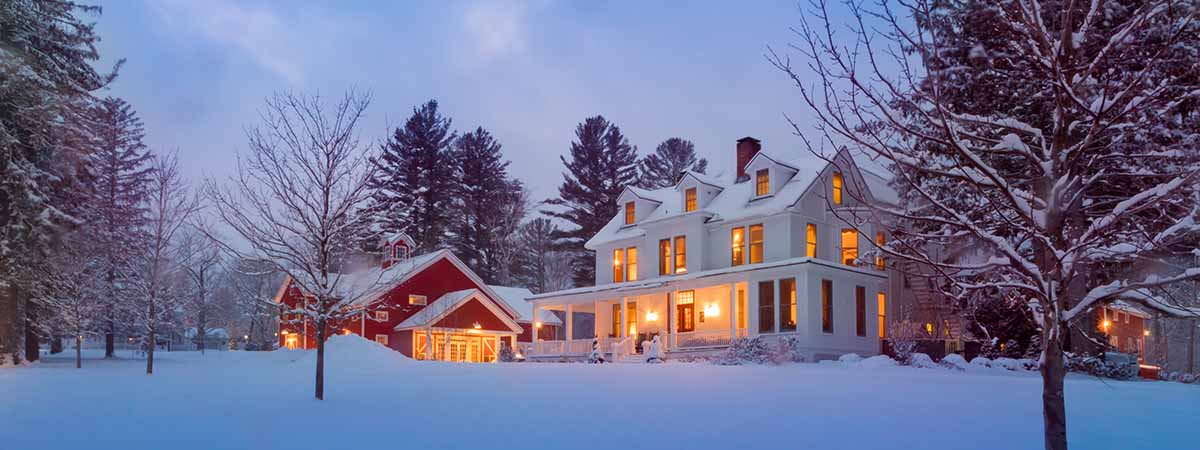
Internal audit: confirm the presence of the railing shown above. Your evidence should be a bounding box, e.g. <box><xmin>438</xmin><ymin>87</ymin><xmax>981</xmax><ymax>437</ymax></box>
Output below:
<box><xmin>567</xmin><ymin>338</ymin><xmax>593</xmax><ymax>355</ymax></box>
<box><xmin>674</xmin><ymin>329</ymin><xmax>745</xmax><ymax>350</ymax></box>
<box><xmin>533</xmin><ymin>340</ymin><xmax>564</xmax><ymax>355</ymax></box>
<box><xmin>515</xmin><ymin>342</ymin><xmax>533</xmax><ymax>358</ymax></box>
<box><xmin>611</xmin><ymin>335</ymin><xmax>634</xmax><ymax>360</ymax></box>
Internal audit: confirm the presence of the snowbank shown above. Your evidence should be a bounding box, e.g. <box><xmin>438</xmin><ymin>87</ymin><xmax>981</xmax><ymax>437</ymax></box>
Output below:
<box><xmin>296</xmin><ymin>335</ymin><xmax>412</xmax><ymax>369</ymax></box>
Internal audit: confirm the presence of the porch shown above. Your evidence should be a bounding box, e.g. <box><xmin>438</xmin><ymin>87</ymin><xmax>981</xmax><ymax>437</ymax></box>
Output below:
<box><xmin>524</xmin><ymin>282</ymin><xmax>751</xmax><ymax>360</ymax></box>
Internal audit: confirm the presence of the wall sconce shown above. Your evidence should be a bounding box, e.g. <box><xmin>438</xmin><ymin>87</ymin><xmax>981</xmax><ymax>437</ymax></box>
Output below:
<box><xmin>281</xmin><ymin>330</ymin><xmax>289</xmax><ymax>336</ymax></box>
<box><xmin>1144</xmin><ymin>329</ymin><xmax>1150</xmax><ymax>336</ymax></box>
<box><xmin>473</xmin><ymin>322</ymin><xmax>482</xmax><ymax>329</ymax></box>
<box><xmin>704</xmin><ymin>304</ymin><xmax>720</xmax><ymax>317</ymax></box>
<box><xmin>646</xmin><ymin>311</ymin><xmax>659</xmax><ymax>322</ymax></box>
<box><xmin>1102</xmin><ymin>320</ymin><xmax>1111</xmax><ymax>330</ymax></box>
<box><xmin>535</xmin><ymin>321</ymin><xmax>543</xmax><ymax>329</ymax></box>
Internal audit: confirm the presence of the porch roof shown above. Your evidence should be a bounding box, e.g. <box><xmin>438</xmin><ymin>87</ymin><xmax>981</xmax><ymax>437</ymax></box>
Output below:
<box><xmin>395</xmin><ymin>289</ymin><xmax>523</xmax><ymax>333</ymax></box>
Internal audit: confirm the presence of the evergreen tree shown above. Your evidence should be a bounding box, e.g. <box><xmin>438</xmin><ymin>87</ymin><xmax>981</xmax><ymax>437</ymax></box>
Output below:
<box><xmin>362</xmin><ymin>100</ymin><xmax>456</xmax><ymax>254</ymax></box>
<box><xmin>450</xmin><ymin>127</ymin><xmax>524</xmax><ymax>283</ymax></box>
<box><xmin>83</xmin><ymin>96</ymin><xmax>153</xmax><ymax>357</ymax></box>
<box><xmin>637</xmin><ymin>137</ymin><xmax>707</xmax><ymax>188</ymax></box>
<box><xmin>516</xmin><ymin>217</ymin><xmax>560</xmax><ymax>293</ymax></box>
<box><xmin>544</xmin><ymin>116</ymin><xmax>638</xmax><ymax>286</ymax></box>
<box><xmin>0</xmin><ymin>0</ymin><xmax>113</xmax><ymax>363</ymax></box>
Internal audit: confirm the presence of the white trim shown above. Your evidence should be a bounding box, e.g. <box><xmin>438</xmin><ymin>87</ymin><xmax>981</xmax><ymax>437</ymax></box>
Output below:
<box><xmin>375</xmin><ymin>334</ymin><xmax>389</xmax><ymax>345</ymax></box>
<box><xmin>394</xmin><ymin>289</ymin><xmax>524</xmax><ymax>333</ymax></box>
<box><xmin>272</xmin><ymin>276</ymin><xmax>292</xmax><ymax>304</ymax></box>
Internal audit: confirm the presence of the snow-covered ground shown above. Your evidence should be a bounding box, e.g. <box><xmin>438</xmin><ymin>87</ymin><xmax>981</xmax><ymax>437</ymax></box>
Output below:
<box><xmin>1</xmin><ymin>337</ymin><xmax>1195</xmax><ymax>450</ymax></box>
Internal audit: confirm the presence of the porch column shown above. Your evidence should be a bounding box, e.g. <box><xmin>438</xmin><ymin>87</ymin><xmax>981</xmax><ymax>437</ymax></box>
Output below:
<box><xmin>773</xmin><ymin>279</ymin><xmax>781</xmax><ymax>333</ymax></box>
<box><xmin>566</xmin><ymin>304</ymin><xmax>574</xmax><ymax>341</ymax></box>
<box><xmin>425</xmin><ymin>327</ymin><xmax>433</xmax><ymax>360</ymax></box>
<box><xmin>729</xmin><ymin>283</ymin><xmax>737</xmax><ymax>339</ymax></box>
<box><xmin>668</xmin><ymin>291</ymin><xmax>677</xmax><ymax>349</ymax></box>
<box><xmin>532</xmin><ymin>304</ymin><xmax>541</xmax><ymax>345</ymax></box>
<box><xmin>620</xmin><ymin>297</ymin><xmax>628</xmax><ymax>338</ymax></box>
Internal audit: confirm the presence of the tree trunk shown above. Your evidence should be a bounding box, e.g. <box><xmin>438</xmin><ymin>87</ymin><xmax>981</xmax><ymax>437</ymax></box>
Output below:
<box><xmin>104</xmin><ymin>322</ymin><xmax>115</xmax><ymax>358</ymax></box>
<box><xmin>50</xmin><ymin>336</ymin><xmax>63</xmax><ymax>354</ymax></box>
<box><xmin>24</xmin><ymin>305</ymin><xmax>39</xmax><ymax>362</ymax></box>
<box><xmin>1041</xmin><ymin>323</ymin><xmax>1068</xmax><ymax>450</ymax></box>
<box><xmin>75</xmin><ymin>335</ymin><xmax>82</xmax><ymax>369</ymax></box>
<box><xmin>1189</xmin><ymin>319</ymin><xmax>1196</xmax><ymax>374</ymax></box>
<box><xmin>315</xmin><ymin>319</ymin><xmax>326</xmax><ymax>400</ymax></box>
<box><xmin>146</xmin><ymin>330</ymin><xmax>155</xmax><ymax>375</ymax></box>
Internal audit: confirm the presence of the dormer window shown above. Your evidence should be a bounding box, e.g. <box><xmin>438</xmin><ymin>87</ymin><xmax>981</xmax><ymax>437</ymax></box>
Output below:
<box><xmin>392</xmin><ymin>244</ymin><xmax>409</xmax><ymax>261</ymax></box>
<box><xmin>755</xmin><ymin>169</ymin><xmax>770</xmax><ymax>196</ymax></box>
<box><xmin>624</xmin><ymin>202</ymin><xmax>635</xmax><ymax>225</ymax></box>
<box><xmin>832</xmin><ymin>172</ymin><xmax>844</xmax><ymax>205</ymax></box>
<box><xmin>684</xmin><ymin>188</ymin><xmax>697</xmax><ymax>212</ymax></box>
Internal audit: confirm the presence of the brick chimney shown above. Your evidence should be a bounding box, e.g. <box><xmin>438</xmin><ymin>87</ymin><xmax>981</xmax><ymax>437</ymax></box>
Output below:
<box><xmin>736</xmin><ymin>137</ymin><xmax>761</xmax><ymax>182</ymax></box>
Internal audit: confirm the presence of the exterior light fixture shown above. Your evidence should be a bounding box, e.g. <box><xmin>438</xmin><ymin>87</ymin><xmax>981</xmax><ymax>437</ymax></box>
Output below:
<box><xmin>704</xmin><ymin>304</ymin><xmax>720</xmax><ymax>317</ymax></box>
<box><xmin>535</xmin><ymin>321</ymin><xmax>542</xmax><ymax>329</ymax></box>
<box><xmin>473</xmin><ymin>322</ymin><xmax>482</xmax><ymax>329</ymax></box>
<box><xmin>342</xmin><ymin>329</ymin><xmax>351</xmax><ymax>335</ymax></box>
<box><xmin>1144</xmin><ymin>329</ymin><xmax>1150</xmax><ymax>336</ymax></box>
<box><xmin>646</xmin><ymin>311</ymin><xmax>659</xmax><ymax>322</ymax></box>
<box><xmin>1102</xmin><ymin>320</ymin><xmax>1111</xmax><ymax>329</ymax></box>
<box><xmin>281</xmin><ymin>330</ymin><xmax>289</xmax><ymax>336</ymax></box>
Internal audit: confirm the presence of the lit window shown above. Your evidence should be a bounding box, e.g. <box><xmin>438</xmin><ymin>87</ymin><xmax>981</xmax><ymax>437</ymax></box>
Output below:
<box><xmin>685</xmin><ymin>188</ymin><xmax>697</xmax><ymax>212</ymax></box>
<box><xmin>624</xmin><ymin>202</ymin><xmax>635</xmax><ymax>225</ymax></box>
<box><xmin>874</xmin><ymin>232</ymin><xmax>886</xmax><ymax>270</ymax></box>
<box><xmin>676</xmin><ymin>291</ymin><xmax>695</xmax><ymax>332</ymax></box>
<box><xmin>841</xmin><ymin>229</ymin><xmax>858</xmax><ymax>265</ymax></box>
<box><xmin>755</xmin><ymin>169</ymin><xmax>770</xmax><ymax>196</ymax></box>
<box><xmin>408</xmin><ymin>294</ymin><xmax>427</xmax><ymax>305</ymax></box>
<box><xmin>749</xmin><ymin>224</ymin><xmax>764</xmax><ymax>264</ymax></box>
<box><xmin>658</xmin><ymin>239</ymin><xmax>671</xmax><ymax>275</ymax></box>
<box><xmin>943</xmin><ymin>319</ymin><xmax>951</xmax><ymax>338</ymax></box>
<box><xmin>731</xmin><ymin>227</ymin><xmax>745</xmax><ymax>266</ymax></box>
<box><xmin>856</xmin><ymin>286</ymin><xmax>866</xmax><ymax>337</ymax></box>
<box><xmin>806</xmin><ymin>223</ymin><xmax>817</xmax><ymax>258</ymax></box>
<box><xmin>374</xmin><ymin>311</ymin><xmax>389</xmax><ymax>321</ymax></box>
<box><xmin>374</xmin><ymin>334</ymin><xmax>389</xmax><ymax>346</ymax></box>
<box><xmin>673</xmin><ymin>236</ymin><xmax>687</xmax><ymax>273</ymax></box>
<box><xmin>626</xmin><ymin>301</ymin><xmax>638</xmax><ymax>336</ymax></box>
<box><xmin>736</xmin><ymin>289</ymin><xmax>747</xmax><ymax>330</ymax></box>
<box><xmin>611</xmin><ymin>304</ymin><xmax>621</xmax><ymax>337</ymax></box>
<box><xmin>925</xmin><ymin>322</ymin><xmax>934</xmax><ymax>336</ymax></box>
<box><xmin>626</xmin><ymin>247</ymin><xmax>638</xmax><ymax>281</ymax></box>
<box><xmin>877</xmin><ymin>293</ymin><xmax>886</xmax><ymax>339</ymax></box>
<box><xmin>821</xmin><ymin>280</ymin><xmax>833</xmax><ymax>333</ymax></box>
<box><xmin>832</xmin><ymin>172</ymin><xmax>844</xmax><ymax>205</ymax></box>
<box><xmin>613</xmin><ymin>248</ymin><xmax>625</xmax><ymax>283</ymax></box>
<box><xmin>780</xmin><ymin>278</ymin><xmax>796</xmax><ymax>332</ymax></box>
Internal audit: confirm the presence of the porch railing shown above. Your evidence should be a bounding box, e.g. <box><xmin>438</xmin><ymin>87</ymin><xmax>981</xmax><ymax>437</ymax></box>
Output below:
<box><xmin>567</xmin><ymin>338</ymin><xmax>592</xmax><ymax>355</ymax></box>
<box><xmin>533</xmin><ymin>340</ymin><xmax>564</xmax><ymax>355</ymax></box>
<box><xmin>673</xmin><ymin>329</ymin><xmax>747</xmax><ymax>350</ymax></box>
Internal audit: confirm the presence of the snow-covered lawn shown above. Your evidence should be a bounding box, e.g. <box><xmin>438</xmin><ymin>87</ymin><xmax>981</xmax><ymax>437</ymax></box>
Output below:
<box><xmin>1</xmin><ymin>337</ymin><xmax>1195</xmax><ymax>450</ymax></box>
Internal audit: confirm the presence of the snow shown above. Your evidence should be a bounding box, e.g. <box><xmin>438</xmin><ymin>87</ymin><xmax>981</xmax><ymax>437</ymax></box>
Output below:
<box><xmin>2</xmin><ymin>337</ymin><xmax>1198</xmax><ymax>450</ymax></box>
<box><xmin>488</xmin><ymin>285</ymin><xmax>563</xmax><ymax>325</ymax></box>
<box><xmin>337</xmin><ymin>250</ymin><xmax>445</xmax><ymax>306</ymax></box>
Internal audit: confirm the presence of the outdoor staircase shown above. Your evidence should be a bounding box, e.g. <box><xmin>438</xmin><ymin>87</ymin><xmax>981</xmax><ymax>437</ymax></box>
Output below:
<box><xmin>899</xmin><ymin>259</ymin><xmax>964</xmax><ymax>340</ymax></box>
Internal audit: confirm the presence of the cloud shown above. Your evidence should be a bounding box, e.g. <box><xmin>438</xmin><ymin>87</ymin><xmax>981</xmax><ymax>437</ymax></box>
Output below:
<box><xmin>147</xmin><ymin>0</ymin><xmax>311</xmax><ymax>84</ymax></box>
<box><xmin>460</xmin><ymin>0</ymin><xmax>530</xmax><ymax>63</ymax></box>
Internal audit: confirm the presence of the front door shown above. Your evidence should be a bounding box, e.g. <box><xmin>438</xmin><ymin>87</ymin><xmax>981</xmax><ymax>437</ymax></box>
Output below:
<box><xmin>677</xmin><ymin>303</ymin><xmax>695</xmax><ymax>332</ymax></box>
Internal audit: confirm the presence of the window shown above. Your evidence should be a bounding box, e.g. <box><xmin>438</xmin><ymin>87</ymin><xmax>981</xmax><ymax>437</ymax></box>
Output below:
<box><xmin>856</xmin><ymin>286</ymin><xmax>866</xmax><ymax>337</ymax></box>
<box><xmin>374</xmin><ymin>311</ymin><xmax>389</xmax><ymax>322</ymax></box>
<box><xmin>737</xmin><ymin>289</ymin><xmax>747</xmax><ymax>330</ymax></box>
<box><xmin>374</xmin><ymin>334</ymin><xmax>389</xmax><ymax>346</ymax></box>
<box><xmin>755</xmin><ymin>169</ymin><xmax>770</xmax><ymax>196</ymax></box>
<box><xmin>613</xmin><ymin>248</ymin><xmax>625</xmax><ymax>283</ymax></box>
<box><xmin>821</xmin><ymin>279</ymin><xmax>833</xmax><ymax>333</ymax></box>
<box><xmin>875</xmin><ymin>232</ymin><xmax>886</xmax><ymax>270</ymax></box>
<box><xmin>685</xmin><ymin>188</ymin><xmax>697</xmax><ymax>212</ymax></box>
<box><xmin>841</xmin><ymin>229</ymin><xmax>858</xmax><ymax>265</ymax></box>
<box><xmin>832</xmin><ymin>172</ymin><xmax>844</xmax><ymax>205</ymax></box>
<box><xmin>658</xmin><ymin>239</ymin><xmax>671</xmax><ymax>275</ymax></box>
<box><xmin>611</xmin><ymin>304</ymin><xmax>621</xmax><ymax>337</ymax></box>
<box><xmin>1109</xmin><ymin>335</ymin><xmax>1119</xmax><ymax>347</ymax></box>
<box><xmin>877</xmin><ymin>292</ymin><xmax>887</xmax><ymax>339</ymax></box>
<box><xmin>676</xmin><ymin>291</ymin><xmax>695</xmax><ymax>332</ymax></box>
<box><xmin>624</xmin><ymin>201</ymin><xmax>635</xmax><ymax>225</ymax></box>
<box><xmin>626</xmin><ymin>302</ymin><xmax>638</xmax><ymax>336</ymax></box>
<box><xmin>673</xmin><ymin>236</ymin><xmax>687</xmax><ymax>273</ymax></box>
<box><xmin>925</xmin><ymin>322</ymin><xmax>934</xmax><ymax>336</ymax></box>
<box><xmin>759</xmin><ymin>281</ymin><xmax>775</xmax><ymax>333</ymax></box>
<box><xmin>408</xmin><ymin>294</ymin><xmax>427</xmax><ymax>305</ymax></box>
<box><xmin>806</xmin><ymin>223</ymin><xmax>817</xmax><ymax>258</ymax></box>
<box><xmin>780</xmin><ymin>278</ymin><xmax>796</xmax><ymax>332</ymax></box>
<box><xmin>731</xmin><ymin>227</ymin><xmax>745</xmax><ymax>266</ymax></box>
<box><xmin>749</xmin><ymin>224</ymin><xmax>764</xmax><ymax>264</ymax></box>
<box><xmin>943</xmin><ymin>319</ymin><xmax>951</xmax><ymax>338</ymax></box>
<box><xmin>626</xmin><ymin>247</ymin><xmax>638</xmax><ymax>282</ymax></box>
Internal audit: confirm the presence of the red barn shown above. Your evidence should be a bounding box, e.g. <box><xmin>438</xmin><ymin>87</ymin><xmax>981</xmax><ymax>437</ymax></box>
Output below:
<box><xmin>274</xmin><ymin>234</ymin><xmax>561</xmax><ymax>362</ymax></box>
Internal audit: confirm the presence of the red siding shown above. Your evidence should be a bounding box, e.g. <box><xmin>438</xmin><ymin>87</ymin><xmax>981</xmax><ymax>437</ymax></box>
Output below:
<box><xmin>516</xmin><ymin>322</ymin><xmax>560</xmax><ymax>342</ymax></box>
<box><xmin>395</xmin><ymin>330</ymin><xmax>413</xmax><ymax>357</ymax></box>
<box><xmin>434</xmin><ymin>298</ymin><xmax>513</xmax><ymax>331</ymax></box>
<box><xmin>1098</xmin><ymin>307</ymin><xmax>1147</xmax><ymax>359</ymax></box>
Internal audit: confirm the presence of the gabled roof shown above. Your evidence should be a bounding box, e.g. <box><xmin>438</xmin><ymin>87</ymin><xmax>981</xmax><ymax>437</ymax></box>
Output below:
<box><xmin>393</xmin><ymin>289</ymin><xmax>523</xmax><ymax>333</ymax></box>
<box><xmin>675</xmin><ymin>170</ymin><xmax>725</xmax><ymax>190</ymax></box>
<box><xmin>619</xmin><ymin>186</ymin><xmax>669</xmax><ymax>204</ymax></box>
<box><xmin>743</xmin><ymin>150</ymin><xmax>800</xmax><ymax>172</ymax></box>
<box><xmin>382</xmin><ymin>232</ymin><xmax>416</xmax><ymax>248</ymax></box>
<box><xmin>487</xmin><ymin>285</ymin><xmax>563</xmax><ymax>325</ymax></box>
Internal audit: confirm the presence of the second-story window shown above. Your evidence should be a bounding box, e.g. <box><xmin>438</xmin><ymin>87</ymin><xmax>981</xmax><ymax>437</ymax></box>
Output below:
<box><xmin>755</xmin><ymin>169</ymin><xmax>770</xmax><ymax>196</ymax></box>
<box><xmin>613</xmin><ymin>248</ymin><xmax>625</xmax><ymax>283</ymax></box>
<box><xmin>841</xmin><ymin>229</ymin><xmax>858</xmax><ymax>265</ymax></box>
<box><xmin>374</xmin><ymin>311</ymin><xmax>389</xmax><ymax>321</ymax></box>
<box><xmin>685</xmin><ymin>188</ymin><xmax>697</xmax><ymax>212</ymax></box>
<box><xmin>673</xmin><ymin>236</ymin><xmax>687</xmax><ymax>273</ymax></box>
<box><xmin>874</xmin><ymin>232</ymin><xmax>886</xmax><ymax>270</ymax></box>
<box><xmin>626</xmin><ymin>247</ymin><xmax>638</xmax><ymax>281</ymax></box>
<box><xmin>731</xmin><ymin>227</ymin><xmax>745</xmax><ymax>266</ymax></box>
<box><xmin>409</xmin><ymin>294</ymin><xmax>427</xmax><ymax>305</ymax></box>
<box><xmin>749</xmin><ymin>224</ymin><xmax>764</xmax><ymax>264</ymax></box>
<box><xmin>624</xmin><ymin>202</ymin><xmax>635</xmax><ymax>225</ymax></box>
<box><xmin>806</xmin><ymin>223</ymin><xmax>817</xmax><ymax>258</ymax></box>
<box><xmin>832</xmin><ymin>172</ymin><xmax>844</xmax><ymax>205</ymax></box>
<box><xmin>658</xmin><ymin>239</ymin><xmax>671</xmax><ymax>275</ymax></box>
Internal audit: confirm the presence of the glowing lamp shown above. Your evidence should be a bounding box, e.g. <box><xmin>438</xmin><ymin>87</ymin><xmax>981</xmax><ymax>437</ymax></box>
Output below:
<box><xmin>1102</xmin><ymin>320</ymin><xmax>1111</xmax><ymax>329</ymax></box>
<box><xmin>704</xmin><ymin>304</ymin><xmax>720</xmax><ymax>317</ymax></box>
<box><xmin>535</xmin><ymin>321</ymin><xmax>543</xmax><ymax>329</ymax></box>
<box><xmin>243</xmin><ymin>335</ymin><xmax>249</xmax><ymax>340</ymax></box>
<box><xmin>473</xmin><ymin>322</ymin><xmax>482</xmax><ymax>329</ymax></box>
<box><xmin>646</xmin><ymin>311</ymin><xmax>659</xmax><ymax>322</ymax></box>
<box><xmin>1144</xmin><ymin>329</ymin><xmax>1151</xmax><ymax>336</ymax></box>
<box><xmin>281</xmin><ymin>330</ymin><xmax>289</xmax><ymax>335</ymax></box>
<box><xmin>342</xmin><ymin>329</ymin><xmax>351</xmax><ymax>335</ymax></box>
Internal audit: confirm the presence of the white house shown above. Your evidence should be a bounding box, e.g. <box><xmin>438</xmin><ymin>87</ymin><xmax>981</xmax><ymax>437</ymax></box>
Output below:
<box><xmin>526</xmin><ymin>137</ymin><xmax>960</xmax><ymax>361</ymax></box>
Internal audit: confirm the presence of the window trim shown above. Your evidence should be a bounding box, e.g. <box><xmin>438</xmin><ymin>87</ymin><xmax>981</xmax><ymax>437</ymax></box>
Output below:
<box><xmin>408</xmin><ymin>294</ymin><xmax>427</xmax><ymax>306</ymax></box>
<box><xmin>749</xmin><ymin>224</ymin><xmax>764</xmax><ymax>264</ymax></box>
<box><xmin>731</xmin><ymin>227</ymin><xmax>745</xmax><ymax>266</ymax></box>
<box><xmin>684</xmin><ymin>188</ymin><xmax>697</xmax><ymax>212</ymax></box>
<box><xmin>374</xmin><ymin>311</ymin><xmax>389</xmax><ymax>322</ymax></box>
<box><xmin>374</xmin><ymin>334</ymin><xmax>389</xmax><ymax>345</ymax></box>
<box><xmin>755</xmin><ymin>169</ymin><xmax>770</xmax><ymax>196</ymax></box>
<box><xmin>624</xmin><ymin>201</ymin><xmax>635</xmax><ymax>225</ymax></box>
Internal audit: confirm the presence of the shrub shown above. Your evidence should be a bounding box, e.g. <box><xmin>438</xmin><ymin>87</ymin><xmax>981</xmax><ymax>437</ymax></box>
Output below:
<box><xmin>497</xmin><ymin>342</ymin><xmax>516</xmax><ymax>362</ymax></box>
<box><xmin>909</xmin><ymin>353</ymin><xmax>938</xmax><ymax>368</ymax></box>
<box><xmin>770</xmin><ymin>336</ymin><xmax>806</xmax><ymax>364</ymax></box>
<box><xmin>940</xmin><ymin>353</ymin><xmax>970</xmax><ymax>370</ymax></box>
<box><xmin>969</xmin><ymin>356</ymin><xmax>993</xmax><ymax>368</ymax></box>
<box><xmin>838</xmin><ymin>353</ymin><xmax>863</xmax><ymax>364</ymax></box>
<box><xmin>1065</xmin><ymin>353</ymin><xmax>1138</xmax><ymax>380</ymax></box>
<box><xmin>712</xmin><ymin>337</ymin><xmax>772</xmax><ymax>365</ymax></box>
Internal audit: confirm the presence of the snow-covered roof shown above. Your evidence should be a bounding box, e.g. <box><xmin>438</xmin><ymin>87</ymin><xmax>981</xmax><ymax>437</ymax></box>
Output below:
<box><xmin>676</xmin><ymin>169</ymin><xmax>726</xmax><ymax>190</ymax></box>
<box><xmin>487</xmin><ymin>285</ymin><xmax>562</xmax><ymax>325</ymax></box>
<box><xmin>861</xmin><ymin>168</ymin><xmax>899</xmax><ymax>205</ymax></box>
<box><xmin>393</xmin><ymin>288</ymin><xmax>522</xmax><ymax>332</ymax></box>
<box><xmin>338</xmin><ymin>250</ymin><xmax>445</xmax><ymax>306</ymax></box>
<box><xmin>1107</xmin><ymin>300</ymin><xmax>1152</xmax><ymax>319</ymax></box>
<box><xmin>183</xmin><ymin>327</ymin><xmax>229</xmax><ymax>339</ymax></box>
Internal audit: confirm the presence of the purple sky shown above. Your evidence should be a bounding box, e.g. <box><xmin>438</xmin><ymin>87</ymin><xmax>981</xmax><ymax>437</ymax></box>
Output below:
<box><xmin>95</xmin><ymin>1</ymin><xmax>847</xmax><ymax>202</ymax></box>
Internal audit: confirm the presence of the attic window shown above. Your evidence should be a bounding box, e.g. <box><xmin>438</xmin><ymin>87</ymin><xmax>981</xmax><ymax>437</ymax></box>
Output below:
<box><xmin>832</xmin><ymin>172</ymin><xmax>844</xmax><ymax>205</ymax></box>
<box><xmin>685</xmin><ymin>188</ymin><xmax>697</xmax><ymax>212</ymax></box>
<box><xmin>409</xmin><ymin>294</ymin><xmax>427</xmax><ymax>306</ymax></box>
<box><xmin>624</xmin><ymin>202</ymin><xmax>635</xmax><ymax>225</ymax></box>
<box><xmin>393</xmin><ymin>244</ymin><xmax>409</xmax><ymax>260</ymax></box>
<box><xmin>755</xmin><ymin>169</ymin><xmax>770</xmax><ymax>196</ymax></box>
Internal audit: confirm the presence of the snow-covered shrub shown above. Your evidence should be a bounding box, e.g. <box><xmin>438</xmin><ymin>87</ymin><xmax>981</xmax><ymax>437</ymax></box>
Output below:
<box><xmin>711</xmin><ymin>337</ymin><xmax>771</xmax><ymax>365</ymax></box>
<box><xmin>1065</xmin><ymin>353</ymin><xmax>1138</xmax><ymax>380</ymax></box>
<box><xmin>887</xmin><ymin>310</ymin><xmax>920</xmax><ymax>364</ymax></box>
<box><xmin>497</xmin><ymin>342</ymin><xmax>516</xmax><ymax>363</ymax></box>
<box><xmin>858</xmin><ymin>355</ymin><xmax>898</xmax><ymax>368</ymax></box>
<box><xmin>993</xmin><ymin>357</ymin><xmax>1023</xmax><ymax>371</ymax></box>
<box><xmin>1179</xmin><ymin>373</ymin><xmax>1197</xmax><ymax>384</ymax></box>
<box><xmin>838</xmin><ymin>353</ymin><xmax>863</xmax><ymax>364</ymax></box>
<box><xmin>939</xmin><ymin>353</ymin><xmax>970</xmax><ymax>371</ymax></box>
<box><xmin>970</xmin><ymin>356</ymin><xmax>993</xmax><ymax>368</ymax></box>
<box><xmin>770</xmin><ymin>336</ymin><xmax>806</xmax><ymax>364</ymax></box>
<box><xmin>908</xmin><ymin>353</ymin><xmax>938</xmax><ymax>369</ymax></box>
<box><xmin>1018</xmin><ymin>359</ymin><xmax>1039</xmax><ymax>371</ymax></box>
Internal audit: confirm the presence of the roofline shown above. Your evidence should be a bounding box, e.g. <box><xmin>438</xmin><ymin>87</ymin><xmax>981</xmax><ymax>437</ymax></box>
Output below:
<box><xmin>619</xmin><ymin>186</ymin><xmax>664</xmax><ymax>204</ymax></box>
<box><xmin>673</xmin><ymin>171</ymin><xmax>725</xmax><ymax>190</ymax></box>
<box><xmin>393</xmin><ymin>289</ymin><xmax>524</xmax><ymax>333</ymax></box>
<box><xmin>272</xmin><ymin>275</ymin><xmax>292</xmax><ymax>304</ymax></box>
<box><xmin>744</xmin><ymin>151</ymin><xmax>800</xmax><ymax>172</ymax></box>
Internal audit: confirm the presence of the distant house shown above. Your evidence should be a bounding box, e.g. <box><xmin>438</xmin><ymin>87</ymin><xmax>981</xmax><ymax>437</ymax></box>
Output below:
<box><xmin>182</xmin><ymin>327</ymin><xmax>230</xmax><ymax>351</ymax></box>
<box><xmin>275</xmin><ymin>233</ymin><xmax>560</xmax><ymax>362</ymax></box>
<box><xmin>1094</xmin><ymin>302</ymin><xmax>1151</xmax><ymax>361</ymax></box>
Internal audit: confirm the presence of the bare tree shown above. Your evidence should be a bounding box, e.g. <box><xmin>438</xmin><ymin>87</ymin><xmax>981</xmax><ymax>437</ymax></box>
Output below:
<box><xmin>227</xmin><ymin>257</ymin><xmax>282</xmax><ymax>350</ymax></box>
<box><xmin>39</xmin><ymin>232</ymin><xmax>102</xmax><ymax>369</ymax></box>
<box><xmin>769</xmin><ymin>1</ymin><xmax>1200</xmax><ymax>449</ymax></box>
<box><xmin>127</xmin><ymin>152</ymin><xmax>198</xmax><ymax>375</ymax></box>
<box><xmin>178</xmin><ymin>224</ymin><xmax>223</xmax><ymax>353</ymax></box>
<box><xmin>204</xmin><ymin>90</ymin><xmax>378</xmax><ymax>400</ymax></box>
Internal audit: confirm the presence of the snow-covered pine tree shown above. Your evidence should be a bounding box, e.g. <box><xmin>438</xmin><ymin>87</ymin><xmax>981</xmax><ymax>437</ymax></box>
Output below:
<box><xmin>362</xmin><ymin>100</ymin><xmax>456</xmax><ymax>254</ymax></box>
<box><xmin>637</xmin><ymin>137</ymin><xmax>708</xmax><ymax>188</ymax></box>
<box><xmin>449</xmin><ymin>127</ymin><xmax>526</xmax><ymax>283</ymax></box>
<box><xmin>772</xmin><ymin>1</ymin><xmax>1200</xmax><ymax>448</ymax></box>
<box><xmin>83</xmin><ymin>96</ymin><xmax>154</xmax><ymax>358</ymax></box>
<box><xmin>516</xmin><ymin>218</ymin><xmax>560</xmax><ymax>293</ymax></box>
<box><xmin>544</xmin><ymin>116</ymin><xmax>639</xmax><ymax>286</ymax></box>
<box><xmin>0</xmin><ymin>0</ymin><xmax>113</xmax><ymax>363</ymax></box>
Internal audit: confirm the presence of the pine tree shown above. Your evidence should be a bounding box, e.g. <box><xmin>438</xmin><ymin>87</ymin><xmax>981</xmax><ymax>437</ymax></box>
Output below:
<box><xmin>362</xmin><ymin>100</ymin><xmax>455</xmax><ymax>254</ymax></box>
<box><xmin>544</xmin><ymin>116</ymin><xmax>638</xmax><ymax>286</ymax></box>
<box><xmin>450</xmin><ymin>127</ymin><xmax>524</xmax><ymax>283</ymax></box>
<box><xmin>83</xmin><ymin>96</ymin><xmax>154</xmax><ymax>357</ymax></box>
<box><xmin>637</xmin><ymin>137</ymin><xmax>707</xmax><ymax>188</ymax></box>
<box><xmin>0</xmin><ymin>0</ymin><xmax>113</xmax><ymax>363</ymax></box>
<box><xmin>516</xmin><ymin>218</ymin><xmax>560</xmax><ymax>293</ymax></box>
